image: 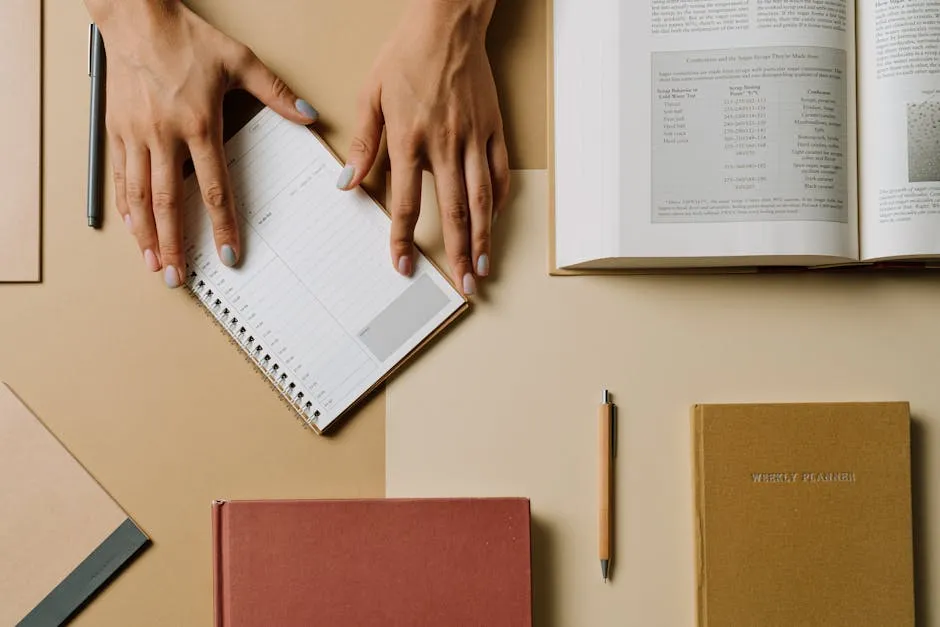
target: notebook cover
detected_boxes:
[212,498,532,627]
[0,384,149,626]
[0,0,41,282]
[691,402,915,627]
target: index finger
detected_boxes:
[189,133,241,268]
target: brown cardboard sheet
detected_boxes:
[0,0,545,623]
[0,384,144,625]
[0,0,41,282]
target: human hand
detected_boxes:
[338,0,510,296]
[85,0,318,287]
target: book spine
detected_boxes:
[524,499,534,627]
[212,500,227,627]
[691,407,707,627]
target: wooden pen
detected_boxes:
[599,389,615,582]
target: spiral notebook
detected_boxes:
[182,108,467,433]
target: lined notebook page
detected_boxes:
[182,108,465,432]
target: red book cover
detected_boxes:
[212,498,532,627]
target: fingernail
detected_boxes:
[123,214,133,232]
[462,273,475,296]
[220,244,238,268]
[144,249,160,272]
[295,98,318,123]
[476,254,490,277]
[398,255,413,277]
[164,265,181,289]
[336,164,356,190]
[493,212,500,227]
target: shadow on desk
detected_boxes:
[532,514,560,627]
[912,416,934,627]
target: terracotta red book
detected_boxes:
[211,498,532,627]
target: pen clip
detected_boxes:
[87,24,94,77]
[611,403,617,459]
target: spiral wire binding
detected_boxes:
[185,269,323,431]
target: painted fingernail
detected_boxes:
[144,249,160,272]
[398,255,413,277]
[220,244,238,268]
[336,164,356,190]
[476,254,490,277]
[164,265,181,289]
[295,99,318,123]
[123,214,133,232]
[462,273,475,296]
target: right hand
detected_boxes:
[85,0,318,288]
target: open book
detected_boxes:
[551,0,940,272]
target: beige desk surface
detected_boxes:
[11,2,936,626]
[0,1,544,625]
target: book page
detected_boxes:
[553,0,623,268]
[554,0,858,268]
[630,0,858,263]
[183,109,465,432]
[858,1,940,260]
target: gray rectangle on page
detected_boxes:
[358,273,449,362]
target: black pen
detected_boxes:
[599,389,615,582]
[86,24,105,229]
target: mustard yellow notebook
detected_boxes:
[691,402,915,627]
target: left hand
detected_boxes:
[337,0,510,296]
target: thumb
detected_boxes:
[337,83,384,191]
[233,46,318,126]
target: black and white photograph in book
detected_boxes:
[907,100,940,183]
